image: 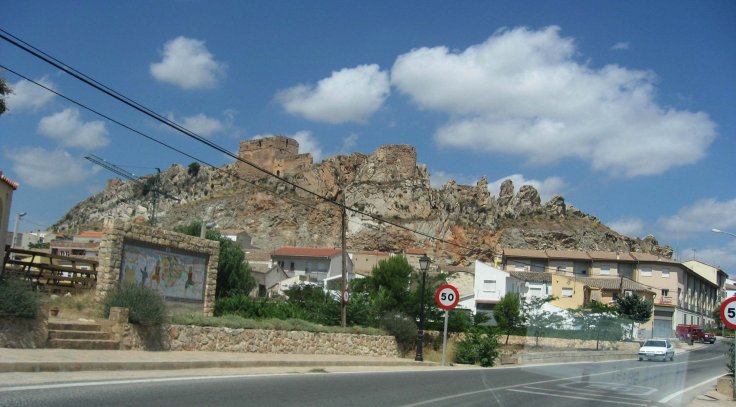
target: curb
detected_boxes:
[0,359,429,373]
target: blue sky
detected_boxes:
[1,1,735,273]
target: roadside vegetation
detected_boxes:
[0,276,40,318]
[102,283,167,326]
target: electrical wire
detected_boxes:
[0,28,474,252]
[1,64,464,251]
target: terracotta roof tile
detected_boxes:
[545,250,591,260]
[78,231,104,238]
[404,248,426,255]
[0,173,19,190]
[509,271,552,283]
[587,251,636,262]
[503,248,547,258]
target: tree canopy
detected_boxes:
[616,292,653,323]
[174,221,256,298]
[494,292,523,344]
[0,76,12,116]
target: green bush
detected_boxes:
[454,329,501,367]
[0,277,39,318]
[103,283,167,326]
[379,313,417,356]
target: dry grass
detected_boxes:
[45,290,102,320]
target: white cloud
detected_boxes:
[341,133,359,153]
[487,174,566,202]
[610,42,630,51]
[252,131,323,162]
[276,64,390,124]
[150,36,226,89]
[429,170,474,188]
[6,77,56,112]
[6,148,91,188]
[391,26,716,177]
[37,108,109,149]
[180,113,224,137]
[658,198,736,236]
[291,131,323,162]
[608,217,644,237]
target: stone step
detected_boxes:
[48,322,103,332]
[48,330,113,341]
[47,339,120,350]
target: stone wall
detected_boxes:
[237,136,313,180]
[504,335,640,351]
[0,316,47,348]
[96,221,220,316]
[120,324,399,357]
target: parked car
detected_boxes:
[639,339,675,362]
[690,329,716,344]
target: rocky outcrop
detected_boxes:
[52,136,673,265]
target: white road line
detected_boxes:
[506,388,648,406]
[657,374,725,403]
[401,355,724,407]
[523,385,648,401]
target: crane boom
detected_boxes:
[84,155,179,226]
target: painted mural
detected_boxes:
[120,241,207,301]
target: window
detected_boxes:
[528,287,542,297]
[515,264,526,272]
[662,289,669,297]
[483,280,497,292]
[661,268,670,278]
[640,266,652,277]
[562,287,573,297]
[600,265,610,275]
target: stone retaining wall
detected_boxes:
[120,324,399,357]
[504,335,640,352]
[0,316,47,348]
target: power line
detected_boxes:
[1,64,465,252]
[0,28,473,252]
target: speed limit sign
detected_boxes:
[435,284,460,310]
[720,296,736,329]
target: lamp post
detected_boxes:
[712,228,736,398]
[414,254,431,362]
[12,212,27,248]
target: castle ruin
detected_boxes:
[237,136,314,180]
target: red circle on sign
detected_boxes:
[720,297,736,330]
[435,284,460,310]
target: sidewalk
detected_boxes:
[0,347,429,374]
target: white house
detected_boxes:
[270,247,354,291]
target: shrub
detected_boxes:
[103,283,167,326]
[0,277,39,318]
[379,313,417,356]
[454,329,501,367]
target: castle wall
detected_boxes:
[237,136,313,180]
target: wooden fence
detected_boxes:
[2,246,98,294]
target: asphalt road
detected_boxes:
[0,342,728,407]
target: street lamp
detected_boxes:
[414,254,431,362]
[12,212,27,248]
[712,228,736,238]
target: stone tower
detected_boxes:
[236,136,313,180]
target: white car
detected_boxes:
[638,339,675,362]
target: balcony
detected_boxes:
[658,296,674,305]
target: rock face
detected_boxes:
[53,136,673,265]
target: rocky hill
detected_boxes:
[53,136,672,266]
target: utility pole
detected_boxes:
[340,190,347,327]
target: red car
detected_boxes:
[690,329,716,344]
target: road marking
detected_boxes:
[506,388,648,406]
[525,385,649,401]
[401,355,724,407]
[557,381,657,396]
[657,374,725,403]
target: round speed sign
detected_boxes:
[720,296,736,330]
[435,284,460,310]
